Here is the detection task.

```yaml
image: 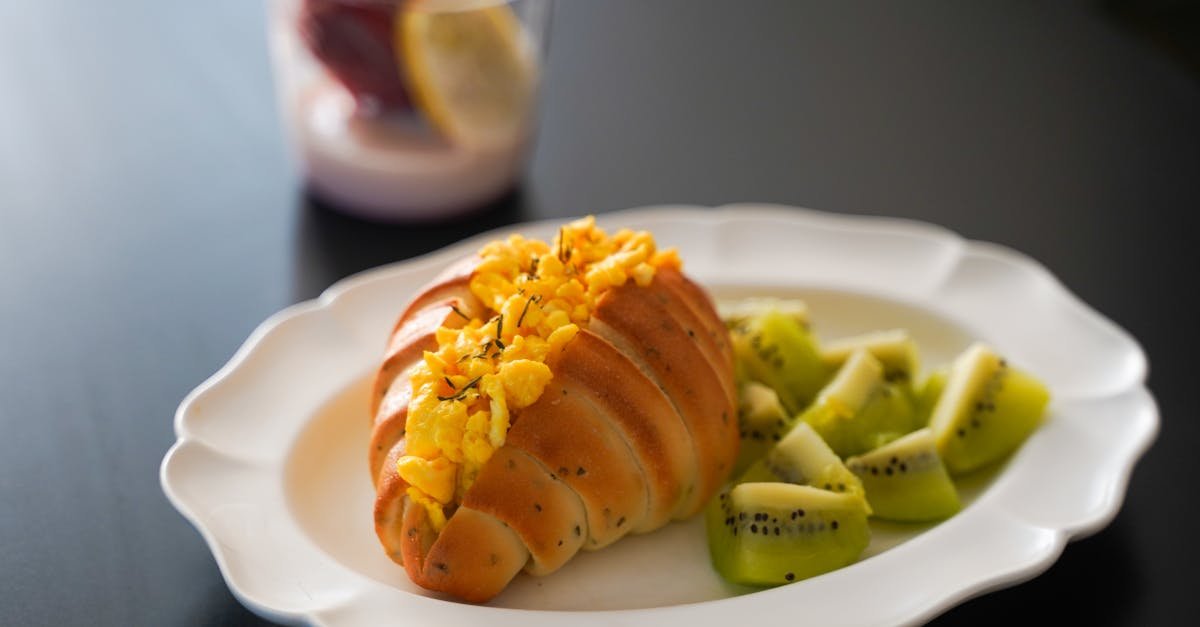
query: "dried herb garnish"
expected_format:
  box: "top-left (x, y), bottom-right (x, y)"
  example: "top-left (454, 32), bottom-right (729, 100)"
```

top-left (495, 314), bottom-right (504, 342)
top-left (449, 304), bottom-right (469, 321)
top-left (557, 227), bottom-right (572, 263)
top-left (528, 255), bottom-right (539, 277)
top-left (443, 376), bottom-right (456, 389)
top-left (516, 294), bottom-right (542, 328)
top-left (437, 376), bottom-right (481, 401)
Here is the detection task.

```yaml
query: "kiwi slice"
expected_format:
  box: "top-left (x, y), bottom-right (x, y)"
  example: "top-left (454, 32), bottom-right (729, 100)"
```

top-left (845, 428), bottom-right (960, 522)
top-left (734, 381), bottom-right (799, 475)
top-left (738, 422), bottom-right (868, 507)
top-left (929, 343), bottom-right (1050, 474)
top-left (821, 329), bottom-right (920, 384)
top-left (799, 350), bottom-right (918, 458)
top-left (706, 482), bottom-right (870, 586)
top-left (730, 309), bottom-right (828, 414)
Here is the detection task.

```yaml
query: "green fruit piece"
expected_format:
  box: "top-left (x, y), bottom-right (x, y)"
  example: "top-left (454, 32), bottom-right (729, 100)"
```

top-left (799, 350), bottom-right (918, 458)
top-left (719, 298), bottom-right (810, 329)
top-left (738, 422), bottom-right (869, 509)
top-left (730, 309), bottom-right (828, 413)
top-left (706, 482), bottom-right (870, 587)
top-left (929, 343), bottom-right (1050, 474)
top-left (821, 329), bottom-right (920, 384)
top-left (914, 367), bottom-right (949, 427)
top-left (734, 381), bottom-right (799, 476)
top-left (845, 428), bottom-right (960, 522)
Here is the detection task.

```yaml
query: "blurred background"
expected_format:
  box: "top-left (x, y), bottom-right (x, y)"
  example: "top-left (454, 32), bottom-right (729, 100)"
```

top-left (1, 0), bottom-right (1197, 625)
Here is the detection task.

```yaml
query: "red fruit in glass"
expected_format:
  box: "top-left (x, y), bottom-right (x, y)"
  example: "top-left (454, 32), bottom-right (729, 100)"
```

top-left (298, 0), bottom-right (411, 113)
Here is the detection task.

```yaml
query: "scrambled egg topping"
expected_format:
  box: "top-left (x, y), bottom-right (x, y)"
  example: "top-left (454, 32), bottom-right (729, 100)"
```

top-left (398, 216), bottom-right (681, 530)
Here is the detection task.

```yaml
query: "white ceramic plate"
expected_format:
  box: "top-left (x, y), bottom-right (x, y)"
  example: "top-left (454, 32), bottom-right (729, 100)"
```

top-left (161, 204), bottom-right (1157, 626)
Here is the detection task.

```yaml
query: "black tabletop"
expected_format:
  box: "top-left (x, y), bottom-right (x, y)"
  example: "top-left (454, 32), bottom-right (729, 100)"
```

top-left (2, 1), bottom-right (1197, 625)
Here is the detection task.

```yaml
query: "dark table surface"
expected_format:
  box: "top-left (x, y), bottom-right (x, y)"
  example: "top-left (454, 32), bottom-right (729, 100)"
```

top-left (2, 1), bottom-right (1198, 625)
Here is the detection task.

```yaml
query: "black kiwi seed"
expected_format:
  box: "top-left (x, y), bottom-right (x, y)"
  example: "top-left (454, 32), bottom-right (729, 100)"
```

top-left (885, 467), bottom-right (893, 476)
top-left (750, 524), bottom-right (758, 533)
top-left (837, 483), bottom-right (846, 491)
top-left (899, 463), bottom-right (907, 473)
top-left (890, 456), bottom-right (899, 465)
top-left (871, 467), bottom-right (879, 475)
top-left (774, 527), bottom-right (780, 535)
top-left (832, 521), bottom-right (839, 530)
top-left (796, 508), bottom-right (805, 517)
top-left (957, 429), bottom-right (966, 438)
top-left (785, 572), bottom-right (796, 581)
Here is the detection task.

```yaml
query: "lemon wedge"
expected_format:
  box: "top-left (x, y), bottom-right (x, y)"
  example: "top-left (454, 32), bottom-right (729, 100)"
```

top-left (397, 0), bottom-right (537, 148)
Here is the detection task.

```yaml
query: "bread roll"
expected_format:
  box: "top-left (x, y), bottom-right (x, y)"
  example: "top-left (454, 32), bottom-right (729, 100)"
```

top-left (370, 226), bottom-right (737, 602)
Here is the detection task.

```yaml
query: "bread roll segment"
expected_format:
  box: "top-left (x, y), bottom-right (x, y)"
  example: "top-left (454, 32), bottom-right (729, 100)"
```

top-left (370, 251), bottom-right (737, 602)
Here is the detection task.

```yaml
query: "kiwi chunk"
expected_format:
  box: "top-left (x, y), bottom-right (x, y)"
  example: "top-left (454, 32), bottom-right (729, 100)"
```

top-left (734, 381), bottom-right (799, 475)
top-left (706, 482), bottom-right (870, 586)
top-left (738, 423), bottom-right (868, 508)
top-left (929, 343), bottom-right (1050, 474)
top-left (799, 350), bottom-right (918, 458)
top-left (821, 329), bottom-right (920, 384)
top-left (845, 428), bottom-right (960, 522)
top-left (731, 309), bottom-right (828, 414)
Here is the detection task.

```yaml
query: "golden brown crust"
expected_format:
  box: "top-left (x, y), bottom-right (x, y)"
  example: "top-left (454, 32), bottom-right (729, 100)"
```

top-left (589, 278), bottom-right (739, 517)
top-left (505, 377), bottom-right (648, 550)
top-left (460, 446), bottom-right (588, 575)
top-left (552, 329), bottom-right (696, 530)
top-left (371, 257), bottom-right (737, 602)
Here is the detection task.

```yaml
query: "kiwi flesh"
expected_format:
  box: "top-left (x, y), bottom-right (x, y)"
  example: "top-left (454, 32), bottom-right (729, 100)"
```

top-left (706, 482), bottom-right (870, 586)
top-left (799, 350), bottom-right (918, 458)
top-left (845, 428), bottom-right (960, 522)
top-left (929, 343), bottom-right (1050, 474)
top-left (730, 309), bottom-right (828, 414)
top-left (738, 422), bottom-right (868, 508)
top-left (734, 381), bottom-right (798, 476)
top-left (821, 329), bottom-right (920, 384)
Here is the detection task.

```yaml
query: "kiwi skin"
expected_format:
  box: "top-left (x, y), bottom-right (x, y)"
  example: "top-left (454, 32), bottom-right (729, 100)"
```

top-left (706, 482), bottom-right (870, 587)
top-left (845, 428), bottom-right (960, 522)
